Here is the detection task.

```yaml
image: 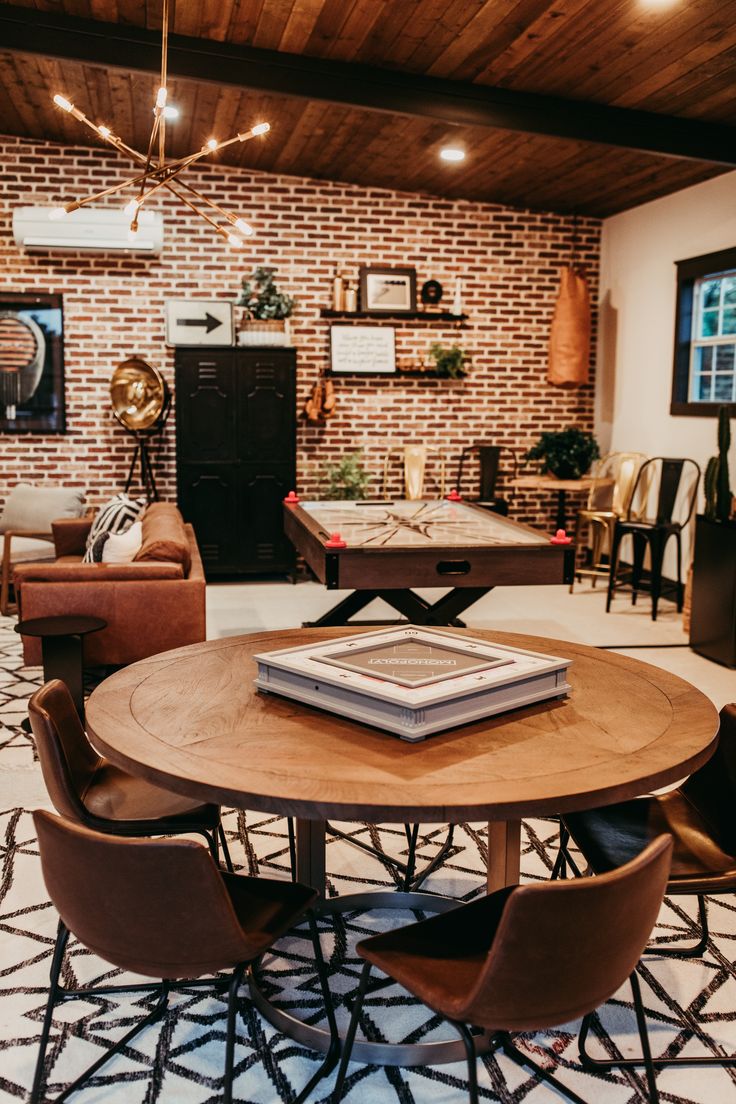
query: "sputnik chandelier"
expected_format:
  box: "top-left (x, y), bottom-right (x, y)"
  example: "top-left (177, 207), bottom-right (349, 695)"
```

top-left (49, 0), bottom-right (269, 247)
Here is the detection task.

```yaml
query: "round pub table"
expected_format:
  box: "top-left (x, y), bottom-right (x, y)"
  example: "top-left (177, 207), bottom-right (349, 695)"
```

top-left (16, 615), bottom-right (106, 726)
top-left (85, 627), bottom-right (719, 1065)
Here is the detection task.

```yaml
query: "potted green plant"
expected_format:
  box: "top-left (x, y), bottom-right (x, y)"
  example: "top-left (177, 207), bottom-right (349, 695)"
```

top-left (427, 343), bottom-right (470, 379)
top-left (690, 405), bottom-right (736, 667)
top-left (524, 427), bottom-right (600, 480)
top-left (322, 449), bottom-right (371, 500)
top-left (236, 266), bottom-right (295, 346)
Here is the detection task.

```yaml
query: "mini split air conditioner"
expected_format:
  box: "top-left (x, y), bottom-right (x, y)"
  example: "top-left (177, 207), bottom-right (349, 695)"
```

top-left (12, 206), bottom-right (165, 254)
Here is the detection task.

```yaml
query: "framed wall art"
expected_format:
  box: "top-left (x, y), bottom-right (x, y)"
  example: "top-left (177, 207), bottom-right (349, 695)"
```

top-left (0, 291), bottom-right (65, 434)
top-left (359, 266), bottom-right (417, 313)
top-left (330, 325), bottom-right (396, 375)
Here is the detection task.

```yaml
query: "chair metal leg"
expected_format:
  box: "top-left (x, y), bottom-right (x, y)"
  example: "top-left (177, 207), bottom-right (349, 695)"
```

top-left (606, 523), bottom-right (624, 612)
top-left (578, 968), bottom-right (736, 1071)
top-left (325, 821), bottom-right (454, 892)
top-left (224, 964), bottom-right (245, 1104)
top-left (218, 823), bottom-right (235, 873)
top-left (631, 971), bottom-right (660, 1102)
top-left (550, 823), bottom-right (569, 880)
top-left (53, 982), bottom-right (170, 1103)
top-left (501, 1032), bottom-right (589, 1104)
top-left (292, 911), bottom-right (341, 1104)
top-left (31, 921), bottom-right (70, 1104)
top-left (331, 960), bottom-right (372, 1102)
top-left (646, 894), bottom-right (709, 958)
top-left (450, 1021), bottom-right (480, 1104)
top-left (287, 817), bottom-right (297, 881)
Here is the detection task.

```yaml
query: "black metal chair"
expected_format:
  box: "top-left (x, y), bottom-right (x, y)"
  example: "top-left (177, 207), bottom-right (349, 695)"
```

top-left (455, 442), bottom-right (521, 515)
top-left (606, 456), bottom-right (700, 620)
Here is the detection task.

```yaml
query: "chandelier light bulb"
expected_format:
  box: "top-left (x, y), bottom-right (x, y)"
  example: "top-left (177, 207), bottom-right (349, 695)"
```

top-left (252, 123), bottom-right (270, 136)
top-left (234, 218), bottom-right (253, 236)
top-left (98, 125), bottom-right (112, 139)
top-left (206, 138), bottom-right (219, 151)
top-left (53, 94), bottom-right (73, 113)
top-left (127, 226), bottom-right (139, 242)
top-left (227, 232), bottom-right (246, 247)
top-left (123, 199), bottom-right (140, 218)
top-left (156, 86), bottom-right (168, 109)
top-left (48, 207), bottom-right (68, 221)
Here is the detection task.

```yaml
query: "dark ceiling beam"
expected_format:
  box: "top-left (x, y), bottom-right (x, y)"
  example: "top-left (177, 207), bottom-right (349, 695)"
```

top-left (1, 3), bottom-right (735, 167)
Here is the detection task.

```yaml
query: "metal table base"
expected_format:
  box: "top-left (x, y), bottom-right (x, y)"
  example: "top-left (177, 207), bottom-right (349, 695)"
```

top-left (249, 889), bottom-right (494, 1067)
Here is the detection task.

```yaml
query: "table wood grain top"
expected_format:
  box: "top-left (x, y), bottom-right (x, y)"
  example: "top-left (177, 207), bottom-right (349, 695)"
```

top-left (85, 628), bottom-right (719, 824)
top-left (510, 475), bottom-right (615, 492)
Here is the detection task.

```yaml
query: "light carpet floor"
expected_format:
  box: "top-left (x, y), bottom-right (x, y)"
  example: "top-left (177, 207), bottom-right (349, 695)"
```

top-left (1, 583), bottom-right (735, 1103)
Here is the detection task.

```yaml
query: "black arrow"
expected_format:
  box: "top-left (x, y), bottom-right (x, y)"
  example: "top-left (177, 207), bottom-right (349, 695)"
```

top-left (177, 312), bottom-right (222, 334)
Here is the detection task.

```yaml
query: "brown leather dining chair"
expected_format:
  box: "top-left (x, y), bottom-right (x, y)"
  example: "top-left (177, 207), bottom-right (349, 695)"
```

top-left (31, 809), bottom-right (339, 1104)
top-left (28, 679), bottom-right (234, 871)
top-left (332, 834), bottom-right (673, 1104)
top-left (557, 702), bottom-right (736, 1073)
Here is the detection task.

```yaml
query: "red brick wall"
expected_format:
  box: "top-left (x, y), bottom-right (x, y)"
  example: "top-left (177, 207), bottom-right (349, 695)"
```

top-left (0, 135), bottom-right (600, 531)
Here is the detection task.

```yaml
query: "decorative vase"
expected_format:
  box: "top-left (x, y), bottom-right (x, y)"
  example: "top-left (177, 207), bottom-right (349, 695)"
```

top-left (237, 319), bottom-right (291, 347)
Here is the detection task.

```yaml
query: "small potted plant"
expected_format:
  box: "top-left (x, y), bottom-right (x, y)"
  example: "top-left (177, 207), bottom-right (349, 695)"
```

top-left (427, 342), bottom-right (470, 379)
top-left (322, 449), bottom-right (371, 500)
top-left (236, 266), bottom-right (295, 346)
top-left (690, 405), bottom-right (736, 666)
top-left (524, 427), bottom-right (600, 480)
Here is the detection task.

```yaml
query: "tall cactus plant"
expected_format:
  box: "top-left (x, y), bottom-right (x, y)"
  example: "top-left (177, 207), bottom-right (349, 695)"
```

top-left (704, 405), bottom-right (732, 522)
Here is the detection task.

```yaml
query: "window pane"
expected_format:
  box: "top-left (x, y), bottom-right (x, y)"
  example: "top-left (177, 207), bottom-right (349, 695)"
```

top-left (723, 309), bottom-right (736, 335)
top-left (697, 374), bottom-right (713, 401)
top-left (698, 345), bottom-right (714, 372)
top-left (715, 344), bottom-right (735, 372)
top-left (724, 278), bottom-right (736, 305)
top-left (701, 310), bottom-right (719, 337)
top-left (701, 279), bottom-right (721, 309)
top-left (714, 374), bottom-right (735, 401)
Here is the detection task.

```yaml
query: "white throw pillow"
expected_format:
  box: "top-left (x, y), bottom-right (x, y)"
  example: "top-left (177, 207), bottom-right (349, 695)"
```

top-left (101, 521), bottom-right (143, 564)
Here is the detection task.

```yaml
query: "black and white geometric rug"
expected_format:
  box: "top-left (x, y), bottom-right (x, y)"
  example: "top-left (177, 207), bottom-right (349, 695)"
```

top-left (1, 614), bottom-right (735, 1104)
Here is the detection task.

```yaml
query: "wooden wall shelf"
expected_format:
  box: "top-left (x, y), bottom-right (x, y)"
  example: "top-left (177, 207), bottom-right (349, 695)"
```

top-left (320, 308), bottom-right (468, 323)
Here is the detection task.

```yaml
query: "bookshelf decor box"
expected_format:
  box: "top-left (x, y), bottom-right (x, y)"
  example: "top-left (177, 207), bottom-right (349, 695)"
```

top-left (254, 625), bottom-right (571, 741)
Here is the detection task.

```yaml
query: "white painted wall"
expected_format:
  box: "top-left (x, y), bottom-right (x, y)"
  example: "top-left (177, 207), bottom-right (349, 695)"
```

top-left (597, 169), bottom-right (736, 474)
top-left (596, 170), bottom-right (736, 571)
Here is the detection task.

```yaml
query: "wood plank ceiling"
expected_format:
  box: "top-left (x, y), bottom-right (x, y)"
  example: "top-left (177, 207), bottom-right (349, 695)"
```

top-left (1, 0), bottom-right (734, 217)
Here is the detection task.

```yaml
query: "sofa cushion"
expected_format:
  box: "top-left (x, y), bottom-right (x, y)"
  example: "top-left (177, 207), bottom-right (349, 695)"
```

top-left (134, 502), bottom-right (191, 575)
top-left (1, 534), bottom-right (55, 563)
top-left (102, 521), bottom-right (143, 564)
top-left (83, 494), bottom-right (146, 563)
top-left (0, 484), bottom-right (86, 534)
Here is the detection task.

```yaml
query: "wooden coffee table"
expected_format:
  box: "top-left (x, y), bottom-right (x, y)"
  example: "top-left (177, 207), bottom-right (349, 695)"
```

top-left (85, 627), bottom-right (718, 1065)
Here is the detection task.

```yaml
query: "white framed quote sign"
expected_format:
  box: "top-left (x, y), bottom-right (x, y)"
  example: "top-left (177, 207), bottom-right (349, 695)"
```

top-left (330, 325), bottom-right (396, 375)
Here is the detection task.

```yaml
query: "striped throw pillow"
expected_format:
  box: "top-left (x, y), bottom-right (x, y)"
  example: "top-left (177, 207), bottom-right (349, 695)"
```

top-left (82, 494), bottom-right (146, 563)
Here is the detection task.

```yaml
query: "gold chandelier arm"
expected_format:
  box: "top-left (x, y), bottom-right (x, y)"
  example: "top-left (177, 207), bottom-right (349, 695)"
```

top-left (173, 178), bottom-right (250, 228)
top-left (158, 0), bottom-right (170, 166)
top-left (160, 123), bottom-right (270, 175)
top-left (164, 180), bottom-right (228, 238)
top-left (54, 164), bottom-right (166, 214)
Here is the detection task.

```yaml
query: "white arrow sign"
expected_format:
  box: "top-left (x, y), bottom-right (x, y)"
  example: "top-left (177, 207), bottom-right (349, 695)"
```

top-left (165, 299), bottom-right (233, 346)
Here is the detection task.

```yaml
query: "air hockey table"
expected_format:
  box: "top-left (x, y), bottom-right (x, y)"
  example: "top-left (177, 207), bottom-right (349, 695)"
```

top-left (283, 497), bottom-right (574, 627)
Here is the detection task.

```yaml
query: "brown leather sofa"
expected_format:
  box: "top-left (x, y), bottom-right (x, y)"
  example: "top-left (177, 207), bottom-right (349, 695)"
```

top-left (14, 503), bottom-right (206, 667)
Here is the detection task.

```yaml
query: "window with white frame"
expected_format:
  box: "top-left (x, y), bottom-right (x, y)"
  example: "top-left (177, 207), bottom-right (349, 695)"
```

top-left (689, 271), bottom-right (736, 404)
top-left (671, 246), bottom-right (736, 417)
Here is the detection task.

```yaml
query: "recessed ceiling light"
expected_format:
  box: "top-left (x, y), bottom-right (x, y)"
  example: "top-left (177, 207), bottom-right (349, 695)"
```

top-left (440, 146), bottom-right (466, 163)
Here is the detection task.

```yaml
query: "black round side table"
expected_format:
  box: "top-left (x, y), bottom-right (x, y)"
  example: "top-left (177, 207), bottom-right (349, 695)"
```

top-left (16, 615), bottom-right (107, 726)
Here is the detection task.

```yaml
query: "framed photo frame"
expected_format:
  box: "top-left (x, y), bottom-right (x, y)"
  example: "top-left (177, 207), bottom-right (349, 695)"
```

top-left (359, 266), bottom-right (417, 313)
top-left (0, 291), bottom-right (65, 434)
top-left (330, 325), bottom-right (396, 375)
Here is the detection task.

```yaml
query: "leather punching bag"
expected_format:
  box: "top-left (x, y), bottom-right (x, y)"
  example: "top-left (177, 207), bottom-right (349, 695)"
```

top-left (547, 265), bottom-right (591, 388)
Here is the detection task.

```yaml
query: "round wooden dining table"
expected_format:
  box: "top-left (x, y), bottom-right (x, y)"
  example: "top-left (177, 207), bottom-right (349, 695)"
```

top-left (85, 626), bottom-right (719, 1066)
top-left (86, 626), bottom-right (719, 897)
